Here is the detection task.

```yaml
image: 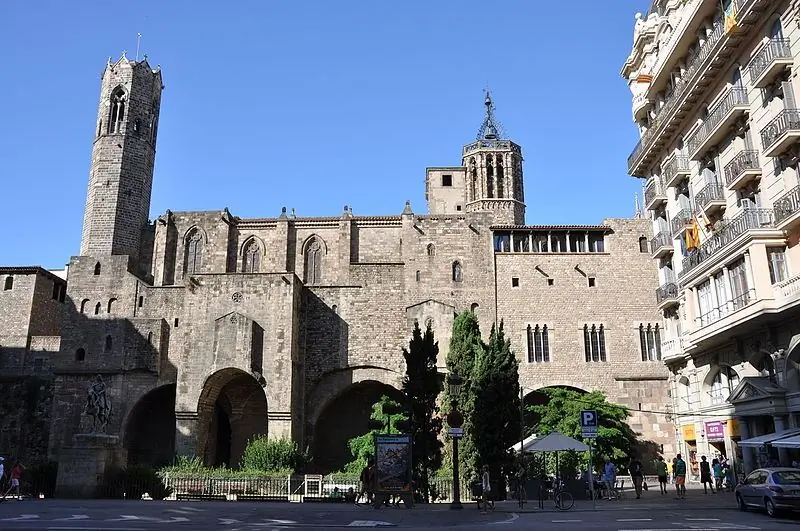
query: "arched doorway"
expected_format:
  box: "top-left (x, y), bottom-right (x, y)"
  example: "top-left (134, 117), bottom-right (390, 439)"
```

top-left (124, 384), bottom-right (176, 467)
top-left (521, 385), bottom-right (587, 438)
top-left (311, 381), bottom-right (403, 474)
top-left (197, 369), bottom-right (268, 468)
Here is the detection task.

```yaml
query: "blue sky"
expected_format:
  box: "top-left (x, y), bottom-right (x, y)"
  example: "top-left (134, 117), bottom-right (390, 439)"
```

top-left (1, 0), bottom-right (651, 269)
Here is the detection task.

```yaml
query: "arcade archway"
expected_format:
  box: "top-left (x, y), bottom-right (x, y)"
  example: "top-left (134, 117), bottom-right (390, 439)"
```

top-left (197, 369), bottom-right (268, 468)
top-left (521, 385), bottom-right (588, 438)
top-left (124, 384), bottom-right (176, 467)
top-left (311, 381), bottom-right (404, 474)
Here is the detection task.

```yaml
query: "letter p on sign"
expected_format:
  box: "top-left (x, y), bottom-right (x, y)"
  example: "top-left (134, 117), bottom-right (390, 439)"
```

top-left (580, 410), bottom-right (597, 438)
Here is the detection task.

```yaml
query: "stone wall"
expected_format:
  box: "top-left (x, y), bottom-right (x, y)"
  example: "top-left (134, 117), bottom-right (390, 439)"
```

top-left (0, 377), bottom-right (53, 464)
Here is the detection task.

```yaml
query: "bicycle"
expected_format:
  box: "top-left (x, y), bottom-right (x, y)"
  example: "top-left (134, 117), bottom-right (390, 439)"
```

top-left (548, 480), bottom-right (574, 511)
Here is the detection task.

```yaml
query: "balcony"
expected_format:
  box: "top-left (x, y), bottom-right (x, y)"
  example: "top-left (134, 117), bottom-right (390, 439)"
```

top-left (686, 88), bottom-right (749, 160)
top-left (661, 336), bottom-right (685, 360)
top-left (663, 155), bottom-right (691, 188)
top-left (694, 182), bottom-right (726, 218)
top-left (774, 185), bottom-right (800, 231)
top-left (724, 149), bottom-right (761, 189)
top-left (656, 282), bottom-right (679, 310)
top-left (644, 179), bottom-right (667, 211)
top-left (626, 0), bottom-right (769, 177)
top-left (760, 109), bottom-right (800, 157)
top-left (651, 232), bottom-right (674, 259)
top-left (680, 209), bottom-right (777, 278)
top-left (775, 274), bottom-right (800, 304)
top-left (748, 38), bottom-right (793, 89)
top-left (633, 93), bottom-right (652, 122)
top-left (671, 208), bottom-right (692, 238)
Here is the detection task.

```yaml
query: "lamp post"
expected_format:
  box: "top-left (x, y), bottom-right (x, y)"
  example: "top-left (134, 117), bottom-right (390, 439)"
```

top-left (447, 372), bottom-right (464, 510)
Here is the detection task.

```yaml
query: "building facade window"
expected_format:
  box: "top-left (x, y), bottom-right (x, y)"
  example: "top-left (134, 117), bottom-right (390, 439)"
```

top-left (527, 324), bottom-right (550, 363)
top-left (415, 270), bottom-right (421, 282)
top-left (80, 299), bottom-right (89, 313)
top-left (767, 247), bottom-right (788, 284)
top-left (638, 236), bottom-right (649, 253)
top-left (107, 298), bottom-right (117, 313)
top-left (243, 240), bottom-right (261, 273)
top-left (184, 229), bottom-right (204, 275)
top-left (108, 87), bottom-right (126, 133)
top-left (427, 243), bottom-right (435, 257)
top-left (584, 324), bottom-right (606, 362)
top-left (93, 262), bottom-right (101, 275)
top-left (697, 279), bottom-right (715, 326)
top-left (452, 261), bottom-right (463, 282)
top-left (75, 348), bottom-right (86, 362)
top-left (709, 366), bottom-right (740, 405)
top-left (639, 323), bottom-right (661, 361)
top-left (94, 302), bottom-right (101, 315)
top-left (304, 238), bottom-right (323, 285)
top-left (729, 258), bottom-right (750, 309)
top-left (3, 276), bottom-right (12, 290)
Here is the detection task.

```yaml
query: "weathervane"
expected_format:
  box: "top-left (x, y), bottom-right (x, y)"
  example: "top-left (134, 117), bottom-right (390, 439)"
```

top-left (476, 89), bottom-right (505, 140)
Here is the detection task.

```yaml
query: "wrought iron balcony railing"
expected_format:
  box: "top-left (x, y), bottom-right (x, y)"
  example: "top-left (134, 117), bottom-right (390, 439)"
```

top-left (774, 185), bottom-right (800, 225)
top-left (680, 209), bottom-right (775, 276)
top-left (656, 282), bottom-right (679, 305)
top-left (651, 232), bottom-right (672, 254)
top-left (663, 156), bottom-right (690, 185)
top-left (724, 150), bottom-right (759, 187)
top-left (748, 38), bottom-right (792, 84)
top-left (686, 88), bottom-right (749, 156)
top-left (671, 208), bottom-right (692, 237)
top-left (694, 183), bottom-right (725, 212)
top-left (645, 179), bottom-right (666, 207)
top-left (760, 109), bottom-right (800, 152)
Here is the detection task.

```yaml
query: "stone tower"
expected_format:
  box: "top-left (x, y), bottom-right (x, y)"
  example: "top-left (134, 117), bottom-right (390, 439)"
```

top-left (79, 54), bottom-right (164, 258)
top-left (462, 93), bottom-right (525, 225)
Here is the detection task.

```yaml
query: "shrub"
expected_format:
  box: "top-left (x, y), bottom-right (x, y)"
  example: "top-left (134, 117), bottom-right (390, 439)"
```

top-left (240, 436), bottom-right (309, 474)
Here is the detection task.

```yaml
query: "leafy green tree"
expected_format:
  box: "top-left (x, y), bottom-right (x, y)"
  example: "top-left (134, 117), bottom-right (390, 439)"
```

top-left (470, 321), bottom-right (521, 496)
top-left (341, 395), bottom-right (408, 474)
top-left (444, 310), bottom-right (484, 481)
top-left (240, 436), bottom-right (309, 473)
top-left (402, 321), bottom-right (443, 503)
top-left (527, 388), bottom-right (638, 476)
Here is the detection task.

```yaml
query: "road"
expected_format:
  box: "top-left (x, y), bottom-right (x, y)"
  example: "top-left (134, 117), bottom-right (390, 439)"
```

top-left (0, 498), bottom-right (796, 530)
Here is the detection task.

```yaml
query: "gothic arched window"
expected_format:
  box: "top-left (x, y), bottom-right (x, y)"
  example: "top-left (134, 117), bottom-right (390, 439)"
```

top-left (243, 240), bottom-right (261, 273)
top-left (469, 158), bottom-right (477, 201)
top-left (638, 236), bottom-right (649, 253)
top-left (584, 324), bottom-right (607, 362)
top-left (94, 262), bottom-right (101, 275)
top-left (452, 261), bottom-right (463, 282)
top-left (486, 155), bottom-right (495, 198)
top-left (496, 156), bottom-right (505, 198)
top-left (107, 298), bottom-right (117, 313)
top-left (426, 243), bottom-right (436, 257)
top-left (304, 238), bottom-right (323, 285)
top-left (108, 87), bottom-right (126, 134)
top-left (80, 299), bottom-right (89, 313)
top-left (185, 229), bottom-right (204, 275)
top-left (94, 302), bottom-right (101, 315)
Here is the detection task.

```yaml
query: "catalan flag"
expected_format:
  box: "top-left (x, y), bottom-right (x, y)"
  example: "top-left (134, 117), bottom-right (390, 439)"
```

top-left (685, 219), bottom-right (701, 250)
top-left (723, 0), bottom-right (738, 34)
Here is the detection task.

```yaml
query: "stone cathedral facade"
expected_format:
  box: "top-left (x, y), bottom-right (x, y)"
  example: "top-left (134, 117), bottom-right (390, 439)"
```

top-left (0, 55), bottom-right (674, 474)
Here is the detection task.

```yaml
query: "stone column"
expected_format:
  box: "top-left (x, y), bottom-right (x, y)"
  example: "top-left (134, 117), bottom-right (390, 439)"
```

top-left (709, 274), bottom-right (720, 322)
top-left (547, 231), bottom-right (552, 252)
top-left (743, 251), bottom-right (756, 300)
top-left (174, 411), bottom-right (199, 458)
top-left (584, 231), bottom-right (589, 252)
top-left (737, 416), bottom-right (755, 475)
top-left (566, 231), bottom-right (572, 252)
top-left (773, 415), bottom-right (791, 466)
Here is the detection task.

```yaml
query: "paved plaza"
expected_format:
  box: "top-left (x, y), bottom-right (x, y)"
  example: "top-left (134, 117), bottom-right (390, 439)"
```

top-left (0, 486), bottom-right (796, 531)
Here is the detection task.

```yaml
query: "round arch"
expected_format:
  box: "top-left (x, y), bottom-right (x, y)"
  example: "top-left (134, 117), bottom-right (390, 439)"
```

top-left (521, 385), bottom-right (589, 438)
top-left (197, 368), bottom-right (268, 468)
top-left (123, 384), bottom-right (176, 467)
top-left (310, 379), bottom-right (404, 474)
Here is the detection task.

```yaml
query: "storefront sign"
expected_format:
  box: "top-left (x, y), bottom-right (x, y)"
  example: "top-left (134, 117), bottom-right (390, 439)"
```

top-left (705, 420), bottom-right (726, 441)
top-left (681, 423), bottom-right (696, 441)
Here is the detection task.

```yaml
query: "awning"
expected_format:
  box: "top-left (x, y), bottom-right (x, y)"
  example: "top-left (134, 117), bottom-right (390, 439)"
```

top-left (771, 434), bottom-right (800, 449)
top-left (738, 428), bottom-right (800, 447)
top-left (510, 431), bottom-right (590, 453)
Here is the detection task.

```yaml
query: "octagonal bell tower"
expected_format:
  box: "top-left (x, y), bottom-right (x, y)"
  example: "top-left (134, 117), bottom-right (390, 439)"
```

top-left (462, 93), bottom-right (525, 225)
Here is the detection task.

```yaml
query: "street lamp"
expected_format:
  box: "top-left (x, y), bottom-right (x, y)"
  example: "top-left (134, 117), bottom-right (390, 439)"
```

top-left (446, 372), bottom-right (464, 510)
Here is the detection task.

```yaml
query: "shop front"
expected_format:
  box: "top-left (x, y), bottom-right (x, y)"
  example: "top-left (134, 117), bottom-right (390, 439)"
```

top-left (681, 423), bottom-right (699, 482)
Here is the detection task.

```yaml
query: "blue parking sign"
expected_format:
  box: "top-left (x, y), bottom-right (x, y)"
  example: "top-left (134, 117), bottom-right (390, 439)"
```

top-left (580, 410), bottom-right (597, 438)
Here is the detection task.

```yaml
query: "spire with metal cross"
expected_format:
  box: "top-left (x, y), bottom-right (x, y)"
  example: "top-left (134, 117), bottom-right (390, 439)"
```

top-left (477, 90), bottom-right (504, 140)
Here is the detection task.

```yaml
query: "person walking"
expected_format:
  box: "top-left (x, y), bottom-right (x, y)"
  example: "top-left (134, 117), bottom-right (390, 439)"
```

top-left (602, 459), bottom-right (617, 499)
top-left (673, 454), bottom-right (687, 499)
top-left (479, 465), bottom-right (494, 513)
top-left (712, 458), bottom-right (723, 492)
top-left (2, 462), bottom-right (24, 500)
top-left (629, 456), bottom-right (644, 499)
top-left (699, 456), bottom-right (714, 494)
top-left (655, 456), bottom-right (668, 495)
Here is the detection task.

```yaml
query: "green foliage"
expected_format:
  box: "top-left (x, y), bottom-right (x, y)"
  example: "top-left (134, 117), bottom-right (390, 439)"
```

top-left (341, 395), bottom-right (409, 474)
top-left (469, 321), bottom-right (521, 495)
top-left (444, 310), bottom-right (484, 481)
top-left (159, 454), bottom-right (291, 479)
top-left (402, 321), bottom-right (443, 503)
top-left (527, 387), bottom-right (638, 476)
top-left (240, 436), bottom-right (309, 474)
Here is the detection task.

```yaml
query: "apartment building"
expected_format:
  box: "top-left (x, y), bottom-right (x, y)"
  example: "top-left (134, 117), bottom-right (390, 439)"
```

top-left (621, 0), bottom-right (800, 478)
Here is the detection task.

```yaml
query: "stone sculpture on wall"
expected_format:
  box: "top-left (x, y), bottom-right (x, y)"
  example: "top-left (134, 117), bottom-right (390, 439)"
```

top-left (83, 375), bottom-right (112, 433)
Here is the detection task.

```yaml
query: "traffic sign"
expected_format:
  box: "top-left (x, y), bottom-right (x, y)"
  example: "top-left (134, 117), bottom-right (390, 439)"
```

top-left (580, 409), bottom-right (598, 439)
top-left (448, 427), bottom-right (463, 438)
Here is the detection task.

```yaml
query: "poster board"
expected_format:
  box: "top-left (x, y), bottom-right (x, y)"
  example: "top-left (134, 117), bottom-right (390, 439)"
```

top-left (373, 434), bottom-right (413, 508)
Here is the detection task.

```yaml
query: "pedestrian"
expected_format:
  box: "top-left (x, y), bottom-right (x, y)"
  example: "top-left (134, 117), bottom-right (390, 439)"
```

top-left (712, 458), bottom-right (723, 492)
top-left (602, 459), bottom-right (617, 499)
top-left (629, 455), bottom-right (644, 499)
top-left (2, 462), bottom-right (24, 500)
top-left (699, 456), bottom-right (714, 494)
top-left (479, 465), bottom-right (494, 513)
top-left (673, 454), bottom-right (687, 499)
top-left (656, 455), bottom-right (668, 495)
